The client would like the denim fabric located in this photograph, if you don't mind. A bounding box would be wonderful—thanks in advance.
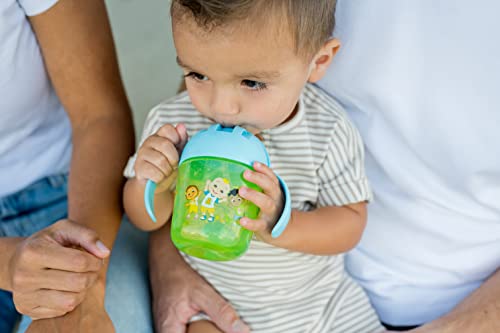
[0,174,68,333]
[1,175,153,333]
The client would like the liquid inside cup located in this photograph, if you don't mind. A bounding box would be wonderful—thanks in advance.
[171,157,262,261]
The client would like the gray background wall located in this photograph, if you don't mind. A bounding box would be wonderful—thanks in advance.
[105,0,181,142]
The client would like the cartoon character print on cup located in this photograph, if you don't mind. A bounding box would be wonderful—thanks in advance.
[200,177,230,222]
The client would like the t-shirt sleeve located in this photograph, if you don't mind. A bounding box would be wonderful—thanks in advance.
[123,105,169,179]
[317,119,372,207]
[18,0,60,16]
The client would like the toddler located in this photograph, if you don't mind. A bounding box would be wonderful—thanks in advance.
[123,1,383,332]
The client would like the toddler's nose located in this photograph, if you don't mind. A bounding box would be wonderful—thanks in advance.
[210,89,239,117]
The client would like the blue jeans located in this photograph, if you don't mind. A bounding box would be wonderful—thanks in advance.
[0,175,153,333]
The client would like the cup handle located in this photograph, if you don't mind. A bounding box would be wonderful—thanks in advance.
[271,175,291,238]
[144,180,158,222]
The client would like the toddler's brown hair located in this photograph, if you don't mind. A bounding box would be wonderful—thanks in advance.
[171,0,336,59]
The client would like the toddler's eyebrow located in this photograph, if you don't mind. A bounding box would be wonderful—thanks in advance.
[234,71,281,81]
[177,56,280,81]
[176,56,193,70]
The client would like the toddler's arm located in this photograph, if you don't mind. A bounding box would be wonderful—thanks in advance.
[240,116,371,255]
[123,123,187,231]
[266,203,367,255]
[238,162,367,255]
[124,176,175,231]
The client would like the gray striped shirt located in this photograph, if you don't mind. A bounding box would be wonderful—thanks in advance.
[124,84,382,332]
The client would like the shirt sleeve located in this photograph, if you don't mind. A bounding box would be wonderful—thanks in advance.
[123,105,168,179]
[317,119,372,207]
[18,0,60,16]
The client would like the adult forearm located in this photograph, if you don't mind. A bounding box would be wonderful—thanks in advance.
[149,222,188,283]
[30,0,135,254]
[268,203,366,255]
[69,120,133,252]
[0,237,23,290]
[414,268,500,333]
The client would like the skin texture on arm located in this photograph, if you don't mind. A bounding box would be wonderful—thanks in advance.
[410,268,500,333]
[20,0,134,330]
[266,203,367,255]
[123,177,175,231]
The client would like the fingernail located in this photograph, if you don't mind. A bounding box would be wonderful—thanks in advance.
[232,319,247,332]
[96,240,110,255]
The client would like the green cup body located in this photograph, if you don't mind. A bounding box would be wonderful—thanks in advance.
[171,157,260,261]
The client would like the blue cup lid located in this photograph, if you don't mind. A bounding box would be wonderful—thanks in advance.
[179,124,270,166]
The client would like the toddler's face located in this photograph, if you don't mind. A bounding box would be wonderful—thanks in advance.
[172,19,314,134]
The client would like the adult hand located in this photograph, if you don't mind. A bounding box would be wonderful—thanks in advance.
[8,219,110,319]
[150,225,249,333]
[26,281,114,333]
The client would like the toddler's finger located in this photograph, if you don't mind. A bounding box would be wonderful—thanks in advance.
[156,124,181,146]
[144,149,174,174]
[145,136,180,167]
[239,217,267,232]
[253,162,279,185]
[239,187,275,213]
[135,160,168,183]
[175,123,189,151]
[243,170,280,199]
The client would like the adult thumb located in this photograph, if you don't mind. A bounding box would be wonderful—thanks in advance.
[51,219,111,259]
[199,288,250,333]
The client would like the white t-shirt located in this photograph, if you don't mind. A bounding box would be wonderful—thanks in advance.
[319,0,500,326]
[0,0,71,197]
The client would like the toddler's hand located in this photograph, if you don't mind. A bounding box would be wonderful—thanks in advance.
[134,123,188,185]
[238,162,284,242]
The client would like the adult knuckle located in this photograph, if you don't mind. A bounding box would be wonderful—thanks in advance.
[55,309,69,318]
[216,301,235,322]
[12,298,27,314]
[73,274,90,291]
[19,244,37,264]
[64,295,79,311]
[73,255,90,271]
[11,270,32,292]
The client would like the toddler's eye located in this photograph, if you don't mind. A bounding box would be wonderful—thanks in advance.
[242,80,267,91]
[185,72,208,82]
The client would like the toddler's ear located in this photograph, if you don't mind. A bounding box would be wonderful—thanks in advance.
[307,38,341,83]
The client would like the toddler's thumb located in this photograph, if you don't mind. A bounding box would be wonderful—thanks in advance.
[175,123,188,151]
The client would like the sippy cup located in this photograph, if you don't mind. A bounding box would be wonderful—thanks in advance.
[144,124,291,261]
